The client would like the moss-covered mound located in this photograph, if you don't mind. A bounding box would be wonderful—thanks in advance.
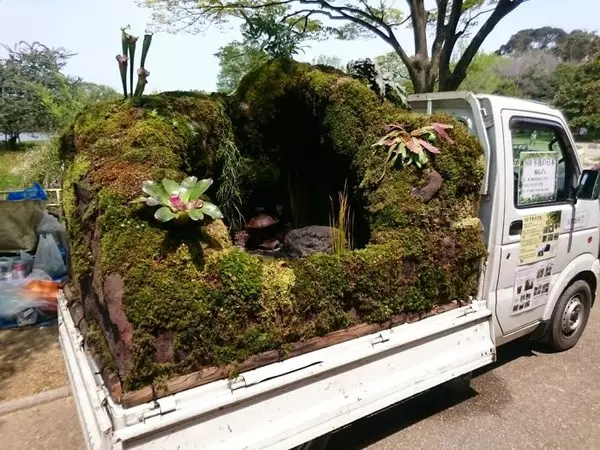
[61,60,486,397]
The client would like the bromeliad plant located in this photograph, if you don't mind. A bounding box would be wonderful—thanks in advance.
[372,122,454,180]
[134,177,224,223]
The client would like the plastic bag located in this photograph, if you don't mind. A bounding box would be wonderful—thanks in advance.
[0,270,58,329]
[6,182,48,201]
[19,251,34,276]
[34,234,67,278]
[37,212,68,248]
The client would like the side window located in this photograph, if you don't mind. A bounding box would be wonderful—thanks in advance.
[510,119,575,208]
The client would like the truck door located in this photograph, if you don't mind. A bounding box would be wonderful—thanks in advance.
[495,110,591,335]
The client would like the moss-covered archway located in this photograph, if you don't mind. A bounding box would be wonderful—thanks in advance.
[61,60,486,396]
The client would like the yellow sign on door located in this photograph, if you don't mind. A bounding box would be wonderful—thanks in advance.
[519,211,561,265]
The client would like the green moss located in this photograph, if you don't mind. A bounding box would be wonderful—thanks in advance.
[125,331,176,390]
[62,154,93,282]
[206,248,263,315]
[291,253,350,337]
[61,60,487,394]
[85,322,118,374]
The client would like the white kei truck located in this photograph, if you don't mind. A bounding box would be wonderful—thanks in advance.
[58,92,600,450]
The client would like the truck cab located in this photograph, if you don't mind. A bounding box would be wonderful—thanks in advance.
[410,92,600,349]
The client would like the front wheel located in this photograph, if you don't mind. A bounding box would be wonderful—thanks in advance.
[545,280,592,351]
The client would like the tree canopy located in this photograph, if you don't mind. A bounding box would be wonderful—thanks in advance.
[498,27,600,62]
[143,0,527,93]
[0,41,119,147]
[497,27,567,55]
[215,41,268,93]
[493,27,600,102]
[554,56,600,140]
[0,42,72,147]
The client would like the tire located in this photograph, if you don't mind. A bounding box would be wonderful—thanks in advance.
[546,280,592,351]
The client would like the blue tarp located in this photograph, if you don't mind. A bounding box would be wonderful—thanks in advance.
[6,182,48,201]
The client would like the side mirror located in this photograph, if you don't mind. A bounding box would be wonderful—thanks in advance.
[576,169,600,200]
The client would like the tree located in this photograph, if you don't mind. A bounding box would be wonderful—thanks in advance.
[36,75,120,131]
[215,41,268,93]
[554,57,600,139]
[0,41,73,147]
[497,27,567,55]
[457,51,521,96]
[371,49,521,96]
[0,63,41,147]
[495,28,600,102]
[498,27,600,62]
[555,30,600,62]
[143,0,528,93]
[494,51,559,101]
[215,7,307,93]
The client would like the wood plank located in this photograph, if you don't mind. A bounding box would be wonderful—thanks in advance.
[118,300,463,408]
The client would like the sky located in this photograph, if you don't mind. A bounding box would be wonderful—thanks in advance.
[0,0,598,93]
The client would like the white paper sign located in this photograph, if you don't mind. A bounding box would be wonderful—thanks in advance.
[512,259,554,316]
[518,152,558,205]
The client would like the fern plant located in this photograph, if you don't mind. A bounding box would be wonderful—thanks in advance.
[372,122,454,180]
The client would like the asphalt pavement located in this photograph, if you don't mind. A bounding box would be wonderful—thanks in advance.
[329,305,600,450]
[1,305,599,450]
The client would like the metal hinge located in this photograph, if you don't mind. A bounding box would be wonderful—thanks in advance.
[370,331,390,347]
[139,396,177,422]
[459,301,479,317]
[480,107,494,128]
[228,376,248,391]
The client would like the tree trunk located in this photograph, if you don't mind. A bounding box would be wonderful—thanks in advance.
[411,70,427,93]
[404,58,437,94]
[7,134,18,149]
[438,72,462,92]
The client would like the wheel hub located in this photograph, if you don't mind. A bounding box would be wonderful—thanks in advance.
[561,295,584,336]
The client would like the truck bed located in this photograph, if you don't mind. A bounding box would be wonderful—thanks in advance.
[59,292,495,450]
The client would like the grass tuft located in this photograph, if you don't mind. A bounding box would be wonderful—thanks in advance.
[329,180,354,255]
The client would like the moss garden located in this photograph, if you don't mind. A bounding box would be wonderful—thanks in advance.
[60,59,487,402]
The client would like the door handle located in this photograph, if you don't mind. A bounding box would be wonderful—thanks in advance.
[509,220,523,236]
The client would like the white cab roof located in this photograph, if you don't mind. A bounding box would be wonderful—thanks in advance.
[408,91,564,119]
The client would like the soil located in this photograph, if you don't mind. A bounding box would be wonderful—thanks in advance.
[0,326,68,402]
[0,396,84,449]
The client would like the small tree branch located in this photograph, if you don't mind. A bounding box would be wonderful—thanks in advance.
[430,0,448,80]
[456,6,497,38]
[446,0,526,90]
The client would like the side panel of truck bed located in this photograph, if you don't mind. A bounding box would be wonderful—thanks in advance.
[59,294,495,450]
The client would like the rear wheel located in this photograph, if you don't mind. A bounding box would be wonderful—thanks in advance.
[545,280,592,351]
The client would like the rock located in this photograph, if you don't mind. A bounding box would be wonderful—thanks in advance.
[283,226,336,259]
[411,168,443,202]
